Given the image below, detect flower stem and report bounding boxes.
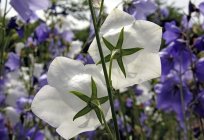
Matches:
[129,88,145,140]
[99,106,114,139]
[108,56,113,81]
[88,1,120,139]
[116,91,129,138]
[97,0,104,26]
[199,118,204,138]
[0,0,8,78]
[178,58,188,140]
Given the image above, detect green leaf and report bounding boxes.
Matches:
[73,106,92,121]
[122,48,143,56]
[97,54,111,64]
[94,107,103,124]
[116,27,124,49]
[98,96,109,104]
[70,91,90,103]
[91,77,97,99]
[117,57,126,77]
[102,37,115,51]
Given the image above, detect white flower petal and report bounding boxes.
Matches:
[84,64,106,91]
[32,62,112,139]
[15,42,25,55]
[31,85,74,127]
[67,40,83,59]
[136,82,154,105]
[90,19,162,64]
[6,87,27,107]
[56,121,96,140]
[33,63,44,78]
[56,108,112,140]
[104,0,123,14]
[130,20,162,52]
[111,52,161,89]
[100,8,134,35]
[47,57,84,92]
[89,9,162,90]
[5,106,20,126]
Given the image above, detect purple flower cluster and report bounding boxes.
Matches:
[154,1,204,133]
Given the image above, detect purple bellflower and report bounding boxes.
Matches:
[192,91,204,118]
[155,72,192,123]
[61,30,74,43]
[195,58,204,82]
[163,21,181,44]
[0,113,9,140]
[194,35,204,51]
[160,40,194,75]
[199,2,204,15]
[34,23,50,43]
[125,0,157,20]
[10,0,50,22]
[126,98,133,108]
[5,52,20,71]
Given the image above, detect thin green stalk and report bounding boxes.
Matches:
[200,118,204,139]
[108,57,113,81]
[100,107,114,139]
[97,0,104,27]
[117,91,129,138]
[178,58,188,140]
[129,88,145,140]
[88,0,120,139]
[0,0,8,78]
[98,0,104,20]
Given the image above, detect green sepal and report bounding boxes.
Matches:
[116,27,124,49]
[91,77,97,99]
[73,106,92,121]
[97,54,111,64]
[94,107,103,124]
[122,48,143,56]
[70,91,90,103]
[98,96,109,104]
[102,37,115,51]
[70,77,109,123]
[117,57,126,77]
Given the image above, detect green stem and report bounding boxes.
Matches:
[97,0,104,27]
[108,56,113,81]
[117,91,129,138]
[0,0,8,78]
[178,58,188,140]
[88,1,120,140]
[200,118,204,139]
[99,107,114,139]
[129,88,145,140]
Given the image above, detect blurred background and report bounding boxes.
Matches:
[1,0,204,140]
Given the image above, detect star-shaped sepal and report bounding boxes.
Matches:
[70,77,108,124]
[97,27,143,77]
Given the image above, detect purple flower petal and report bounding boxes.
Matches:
[5,52,20,71]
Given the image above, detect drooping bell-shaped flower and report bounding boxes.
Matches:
[125,0,158,20]
[155,72,192,123]
[199,2,204,15]
[10,0,50,22]
[162,21,181,45]
[31,57,111,139]
[88,9,162,89]
[195,58,204,82]
[34,23,50,43]
[192,91,204,118]
[5,52,20,71]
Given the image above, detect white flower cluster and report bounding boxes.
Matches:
[31,9,162,139]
